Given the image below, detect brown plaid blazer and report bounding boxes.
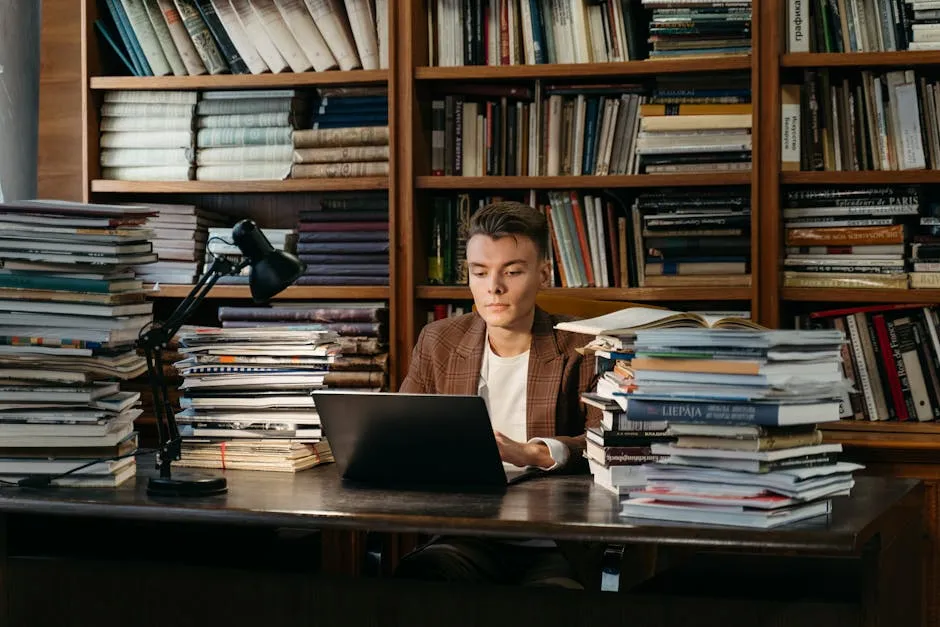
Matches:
[399,306,601,469]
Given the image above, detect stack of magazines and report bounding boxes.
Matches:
[172,325,339,472]
[559,308,863,527]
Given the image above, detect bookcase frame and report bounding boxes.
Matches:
[76,0,940,600]
[78,0,400,389]
[759,2,940,623]
[395,0,764,372]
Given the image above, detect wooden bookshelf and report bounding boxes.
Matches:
[79,0,400,386]
[783,288,940,303]
[782,51,940,68]
[763,3,940,624]
[90,178,390,194]
[89,70,389,90]
[397,0,762,370]
[415,56,752,81]
[416,285,754,302]
[415,173,752,190]
[145,285,390,300]
[781,171,940,185]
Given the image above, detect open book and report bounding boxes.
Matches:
[554,307,764,336]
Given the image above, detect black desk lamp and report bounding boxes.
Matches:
[138,219,306,497]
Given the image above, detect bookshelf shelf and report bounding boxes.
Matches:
[90,178,390,194]
[416,286,754,302]
[781,171,940,185]
[781,51,940,68]
[89,70,390,90]
[415,173,752,190]
[414,56,752,81]
[144,285,390,300]
[782,288,940,303]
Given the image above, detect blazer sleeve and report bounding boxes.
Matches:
[398,325,435,394]
[551,351,601,472]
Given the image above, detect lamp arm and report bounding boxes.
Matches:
[137,255,250,480]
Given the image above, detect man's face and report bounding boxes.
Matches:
[466,234,549,331]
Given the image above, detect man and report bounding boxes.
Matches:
[395,200,601,587]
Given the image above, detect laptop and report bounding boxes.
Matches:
[312,391,545,490]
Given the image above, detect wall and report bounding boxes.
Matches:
[37,0,83,201]
[0,0,41,201]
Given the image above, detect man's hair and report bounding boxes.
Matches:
[467,201,549,260]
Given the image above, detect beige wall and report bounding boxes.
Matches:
[38,0,83,201]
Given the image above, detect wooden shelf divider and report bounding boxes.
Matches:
[91,178,390,194]
[145,285,390,300]
[782,51,940,68]
[415,56,751,80]
[90,70,389,90]
[416,173,752,190]
[416,285,754,302]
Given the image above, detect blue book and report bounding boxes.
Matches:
[94,19,136,75]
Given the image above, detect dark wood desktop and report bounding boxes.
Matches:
[0,461,924,627]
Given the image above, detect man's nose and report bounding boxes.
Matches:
[487,274,505,294]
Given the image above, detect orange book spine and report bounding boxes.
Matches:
[568,191,596,286]
[785,225,905,246]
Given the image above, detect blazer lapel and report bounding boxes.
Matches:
[447,312,486,396]
[526,307,566,439]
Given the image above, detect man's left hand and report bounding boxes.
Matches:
[494,431,554,469]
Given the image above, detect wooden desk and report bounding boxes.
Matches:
[0,462,924,627]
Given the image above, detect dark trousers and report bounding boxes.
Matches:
[394,536,584,589]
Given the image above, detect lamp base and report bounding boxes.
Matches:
[147,472,228,497]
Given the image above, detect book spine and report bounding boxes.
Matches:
[194,0,250,73]
[173,0,230,74]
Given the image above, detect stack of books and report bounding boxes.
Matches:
[99,90,197,181]
[291,86,390,179]
[643,0,752,59]
[295,192,389,286]
[216,301,390,392]
[782,185,913,290]
[204,226,297,285]
[0,199,160,487]
[911,194,940,289]
[558,307,862,528]
[173,325,339,472]
[562,307,758,494]
[635,74,752,174]
[94,0,388,77]
[195,89,304,181]
[632,187,752,288]
[132,202,228,285]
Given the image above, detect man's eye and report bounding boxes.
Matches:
[505,270,521,276]
[472,271,487,277]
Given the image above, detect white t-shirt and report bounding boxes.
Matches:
[478,337,569,471]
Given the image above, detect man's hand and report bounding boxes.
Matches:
[494,431,555,469]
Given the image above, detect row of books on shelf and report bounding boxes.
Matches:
[782,69,940,173]
[787,0,934,53]
[429,0,751,65]
[781,185,940,290]
[96,0,388,77]
[430,73,752,177]
[98,87,389,182]
[428,187,751,289]
[137,192,389,285]
[555,306,859,527]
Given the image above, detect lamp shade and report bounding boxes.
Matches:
[231,219,306,302]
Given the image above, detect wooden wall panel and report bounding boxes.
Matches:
[37,0,83,201]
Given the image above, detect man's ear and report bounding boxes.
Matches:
[539,257,552,287]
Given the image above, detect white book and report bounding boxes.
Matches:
[229,0,290,72]
[343,0,379,69]
[120,0,173,75]
[210,0,270,73]
[304,0,363,70]
[249,0,314,72]
[273,0,339,71]
[143,0,188,75]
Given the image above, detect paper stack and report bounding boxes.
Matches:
[617,326,861,528]
[172,325,340,472]
[0,199,158,486]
